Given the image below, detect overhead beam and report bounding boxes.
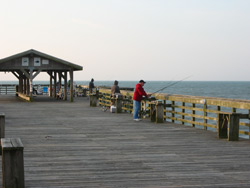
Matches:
[32,70,41,80]
[11,71,19,79]
[47,71,55,79]
[20,69,30,79]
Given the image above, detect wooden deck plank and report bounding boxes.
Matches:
[0,96,250,187]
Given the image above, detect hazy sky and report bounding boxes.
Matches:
[0,0,249,81]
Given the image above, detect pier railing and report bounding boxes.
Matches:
[98,88,250,140]
[0,84,16,95]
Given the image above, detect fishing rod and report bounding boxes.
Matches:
[151,75,192,94]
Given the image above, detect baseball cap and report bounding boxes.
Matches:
[139,80,146,83]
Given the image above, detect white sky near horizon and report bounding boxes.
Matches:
[0,0,250,81]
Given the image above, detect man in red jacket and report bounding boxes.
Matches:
[133,80,151,121]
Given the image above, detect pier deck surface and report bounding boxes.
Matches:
[1,96,250,188]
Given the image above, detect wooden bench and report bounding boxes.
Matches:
[1,138,25,188]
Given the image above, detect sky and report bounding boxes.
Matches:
[0,0,250,81]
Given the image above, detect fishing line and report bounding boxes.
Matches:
[151,75,192,94]
[147,76,178,94]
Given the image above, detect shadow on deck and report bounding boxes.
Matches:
[1,96,250,187]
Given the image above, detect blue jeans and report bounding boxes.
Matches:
[133,100,141,119]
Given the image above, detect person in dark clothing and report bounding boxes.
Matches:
[133,80,151,121]
[89,78,95,93]
[111,80,121,106]
[111,80,120,96]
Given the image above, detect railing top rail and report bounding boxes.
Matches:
[98,88,250,110]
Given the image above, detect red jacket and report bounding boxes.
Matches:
[133,83,148,102]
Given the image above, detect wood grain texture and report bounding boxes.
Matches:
[1,95,250,187]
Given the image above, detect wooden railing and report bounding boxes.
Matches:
[0,84,16,95]
[98,88,250,140]
[0,84,50,95]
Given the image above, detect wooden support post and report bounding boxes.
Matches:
[70,70,74,102]
[156,101,164,123]
[163,100,166,121]
[115,95,123,113]
[89,94,97,107]
[228,113,240,141]
[150,101,164,123]
[171,101,175,123]
[26,78,29,95]
[19,77,22,93]
[48,72,53,97]
[64,71,67,101]
[1,138,25,188]
[53,71,57,98]
[29,68,33,97]
[192,103,196,127]
[23,78,26,95]
[58,71,62,91]
[218,114,228,139]
[20,76,23,93]
[203,103,207,130]
[182,102,185,125]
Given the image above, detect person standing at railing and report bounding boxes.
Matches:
[89,78,95,94]
[133,80,151,121]
[111,80,121,106]
[111,80,120,96]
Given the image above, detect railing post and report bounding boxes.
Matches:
[1,138,25,188]
[217,113,228,139]
[228,113,240,141]
[115,95,123,113]
[203,103,207,130]
[89,94,97,107]
[163,100,166,121]
[171,101,175,123]
[182,102,185,125]
[89,89,99,107]
[155,101,164,123]
[249,110,250,140]
[217,113,240,141]
[150,101,164,123]
[192,103,196,127]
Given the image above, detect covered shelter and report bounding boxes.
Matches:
[0,49,83,102]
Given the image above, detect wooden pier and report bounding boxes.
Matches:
[1,95,250,187]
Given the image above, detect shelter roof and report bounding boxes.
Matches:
[0,49,83,71]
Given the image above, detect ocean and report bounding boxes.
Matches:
[1,80,250,100]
